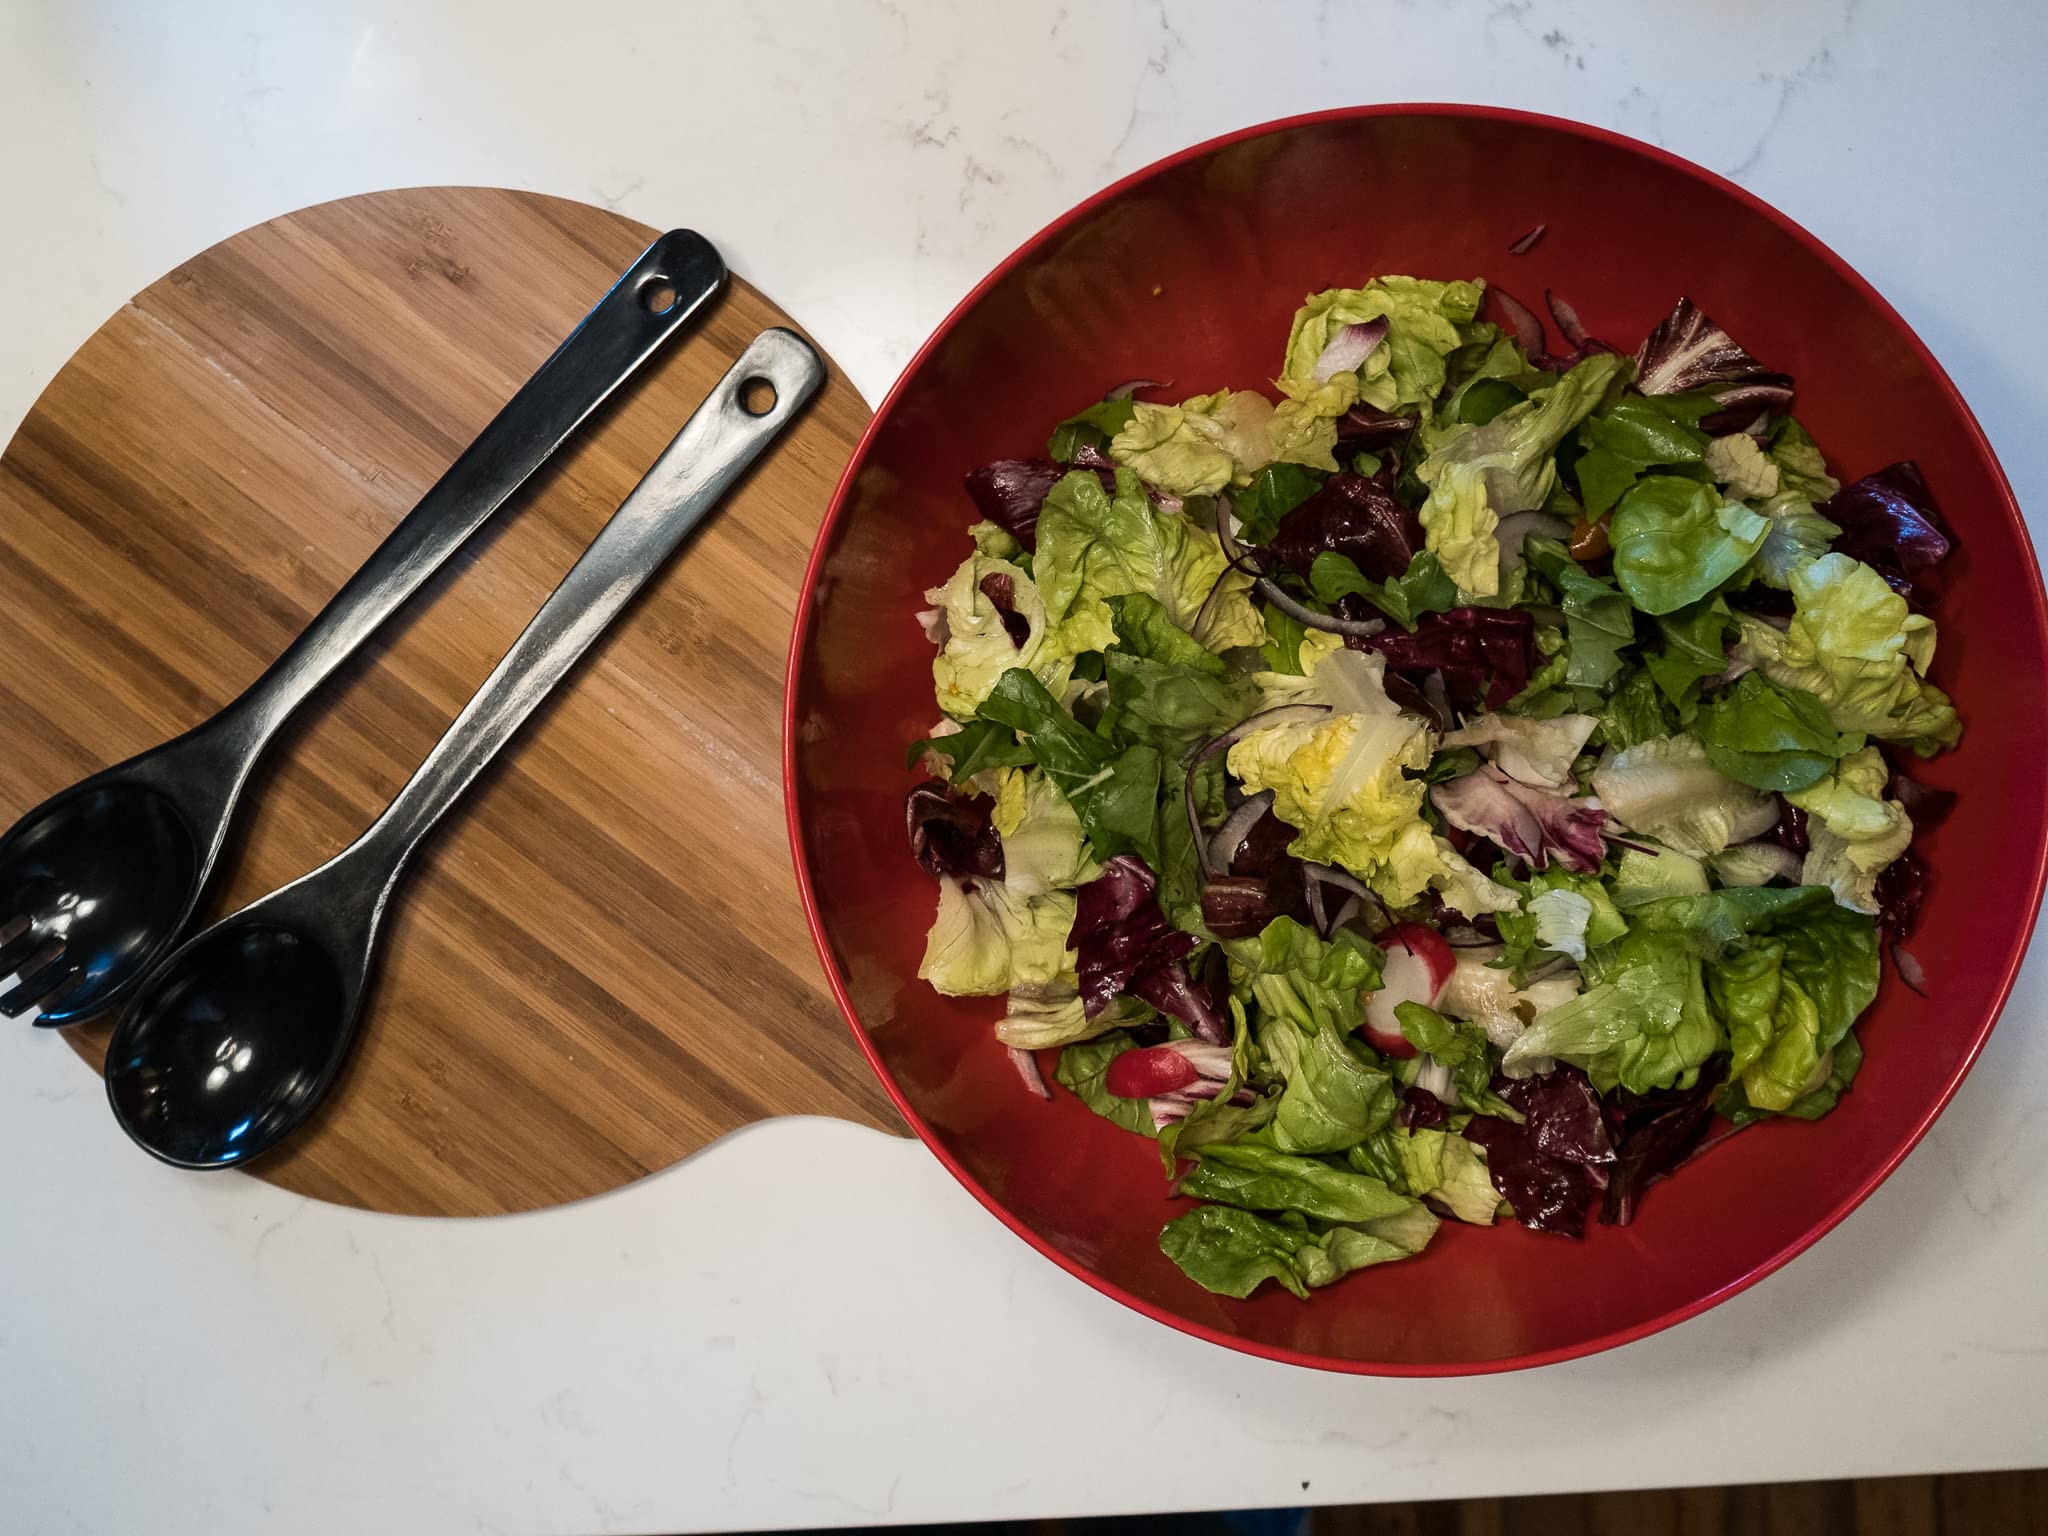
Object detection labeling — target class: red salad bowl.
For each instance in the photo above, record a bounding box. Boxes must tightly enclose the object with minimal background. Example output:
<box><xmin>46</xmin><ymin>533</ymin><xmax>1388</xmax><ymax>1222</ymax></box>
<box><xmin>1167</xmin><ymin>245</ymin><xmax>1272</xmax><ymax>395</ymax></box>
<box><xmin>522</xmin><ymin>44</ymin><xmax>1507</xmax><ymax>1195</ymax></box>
<box><xmin>784</xmin><ymin>105</ymin><xmax>2048</xmax><ymax>1373</ymax></box>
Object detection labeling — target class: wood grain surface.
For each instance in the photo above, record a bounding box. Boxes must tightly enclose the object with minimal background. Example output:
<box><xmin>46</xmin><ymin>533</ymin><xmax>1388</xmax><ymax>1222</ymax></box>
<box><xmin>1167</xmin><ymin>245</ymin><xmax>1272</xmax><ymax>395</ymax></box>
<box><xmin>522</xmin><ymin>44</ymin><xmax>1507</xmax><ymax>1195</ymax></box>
<box><xmin>0</xmin><ymin>186</ymin><xmax>904</xmax><ymax>1215</ymax></box>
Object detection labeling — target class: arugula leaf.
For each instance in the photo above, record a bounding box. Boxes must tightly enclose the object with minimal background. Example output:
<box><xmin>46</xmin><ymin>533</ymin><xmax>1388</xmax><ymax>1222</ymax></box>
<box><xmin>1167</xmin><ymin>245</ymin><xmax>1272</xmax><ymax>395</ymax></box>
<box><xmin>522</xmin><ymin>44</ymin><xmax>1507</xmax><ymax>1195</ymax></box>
<box><xmin>1258</xmin><ymin>601</ymin><xmax>1312</xmax><ymax>674</ymax></box>
<box><xmin>1643</xmin><ymin>595</ymin><xmax>1734</xmax><ymax>716</ymax></box>
<box><xmin>904</xmin><ymin>719</ymin><xmax>1037</xmax><ymax>783</ymax></box>
<box><xmin>1525</xmin><ymin>537</ymin><xmax>1634</xmax><ymax>687</ymax></box>
<box><xmin>1236</xmin><ymin>461</ymin><xmax>1325</xmax><ymax>543</ymax></box>
<box><xmin>1307</xmin><ymin>549</ymin><xmax>1458</xmax><ymax>630</ymax></box>
<box><xmin>1693</xmin><ymin>672</ymin><xmax>1853</xmax><ymax>791</ymax></box>
<box><xmin>1102</xmin><ymin>652</ymin><xmax>1257</xmax><ymax>754</ymax></box>
<box><xmin>978</xmin><ymin>668</ymin><xmax>1162</xmax><ymax>864</ymax></box>
<box><xmin>1048</xmin><ymin>397</ymin><xmax>1138</xmax><ymax>462</ymax></box>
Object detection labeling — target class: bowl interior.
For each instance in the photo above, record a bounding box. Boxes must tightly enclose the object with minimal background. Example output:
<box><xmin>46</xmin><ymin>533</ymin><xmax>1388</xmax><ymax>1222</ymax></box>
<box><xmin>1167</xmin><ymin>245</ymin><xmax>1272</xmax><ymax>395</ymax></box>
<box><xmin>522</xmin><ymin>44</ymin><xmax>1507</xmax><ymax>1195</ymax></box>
<box><xmin>788</xmin><ymin>109</ymin><xmax>2047</xmax><ymax>1371</ymax></box>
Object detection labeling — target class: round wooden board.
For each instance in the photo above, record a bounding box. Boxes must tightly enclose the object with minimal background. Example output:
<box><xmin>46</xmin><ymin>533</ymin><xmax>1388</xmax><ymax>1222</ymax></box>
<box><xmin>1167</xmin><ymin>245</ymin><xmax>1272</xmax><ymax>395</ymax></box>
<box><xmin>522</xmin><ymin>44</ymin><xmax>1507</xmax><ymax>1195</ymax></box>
<box><xmin>0</xmin><ymin>187</ymin><xmax>905</xmax><ymax>1216</ymax></box>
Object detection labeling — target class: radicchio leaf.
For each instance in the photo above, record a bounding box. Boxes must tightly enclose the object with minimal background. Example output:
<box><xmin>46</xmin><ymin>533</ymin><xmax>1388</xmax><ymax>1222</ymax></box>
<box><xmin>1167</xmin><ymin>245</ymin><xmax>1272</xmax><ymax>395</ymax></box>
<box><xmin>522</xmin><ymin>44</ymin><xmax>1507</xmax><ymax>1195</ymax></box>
<box><xmin>1771</xmin><ymin>801</ymin><xmax>1809</xmax><ymax>856</ymax></box>
<box><xmin>906</xmin><ymin>780</ymin><xmax>1004</xmax><ymax>883</ymax></box>
<box><xmin>977</xmin><ymin>570</ymin><xmax>1030</xmax><ymax>648</ymax></box>
<box><xmin>1490</xmin><ymin>287</ymin><xmax>1549</xmax><ymax>362</ymax></box>
<box><xmin>1334</xmin><ymin>403</ymin><xmax>1422</xmax><ymax>455</ymax></box>
<box><xmin>1875</xmin><ymin>847</ymin><xmax>1927</xmax><ymax>946</ymax></box>
<box><xmin>1599</xmin><ymin>1059</ymin><xmax>1728</xmax><ymax>1226</ymax></box>
<box><xmin>1495</xmin><ymin>1064</ymin><xmax>1615</xmax><ymax>1167</ymax></box>
<box><xmin>963</xmin><ymin>459</ymin><xmax>1114</xmax><ymax>551</ymax></box>
<box><xmin>1199</xmin><ymin>807</ymin><xmax>1313</xmax><ymax>939</ymax></box>
<box><xmin>1398</xmin><ymin>1085</ymin><xmax>1451</xmax><ymax>1129</ymax></box>
<box><xmin>1071</xmin><ymin>855</ymin><xmax>1227</xmax><ymax>1042</ymax></box>
<box><xmin>1634</xmin><ymin>296</ymin><xmax>1793</xmax><ymax>407</ymax></box>
<box><xmin>1357</xmin><ymin>606</ymin><xmax>1537</xmax><ymax>709</ymax></box>
<box><xmin>1821</xmin><ymin>462</ymin><xmax>1954</xmax><ymax>606</ymax></box>
<box><xmin>1430</xmin><ymin>765</ymin><xmax>1609</xmax><ymax>873</ymax></box>
<box><xmin>1262</xmin><ymin>470</ymin><xmax>1422</xmax><ymax>584</ymax></box>
<box><xmin>1887</xmin><ymin>768</ymin><xmax>1957</xmax><ymax>829</ymax></box>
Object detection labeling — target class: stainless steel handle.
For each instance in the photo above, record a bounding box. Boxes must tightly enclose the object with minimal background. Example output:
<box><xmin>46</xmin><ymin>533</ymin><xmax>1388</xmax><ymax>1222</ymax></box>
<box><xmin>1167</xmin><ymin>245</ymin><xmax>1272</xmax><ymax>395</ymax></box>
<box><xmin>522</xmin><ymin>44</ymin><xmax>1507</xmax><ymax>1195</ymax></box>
<box><xmin>357</xmin><ymin>328</ymin><xmax>822</xmax><ymax>871</ymax></box>
<box><xmin>224</xmin><ymin>229</ymin><xmax>727</xmax><ymax>743</ymax></box>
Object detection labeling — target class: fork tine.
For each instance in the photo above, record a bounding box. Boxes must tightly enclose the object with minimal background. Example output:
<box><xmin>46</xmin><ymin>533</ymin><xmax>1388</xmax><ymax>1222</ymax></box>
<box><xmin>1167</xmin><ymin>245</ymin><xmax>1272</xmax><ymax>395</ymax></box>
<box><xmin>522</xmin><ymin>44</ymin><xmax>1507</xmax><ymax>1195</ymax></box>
<box><xmin>29</xmin><ymin>969</ymin><xmax>93</xmax><ymax>1026</ymax></box>
<box><xmin>0</xmin><ymin>944</ymin><xmax>69</xmax><ymax>1018</ymax></box>
<box><xmin>0</xmin><ymin>919</ymin><xmax>39</xmax><ymax>978</ymax></box>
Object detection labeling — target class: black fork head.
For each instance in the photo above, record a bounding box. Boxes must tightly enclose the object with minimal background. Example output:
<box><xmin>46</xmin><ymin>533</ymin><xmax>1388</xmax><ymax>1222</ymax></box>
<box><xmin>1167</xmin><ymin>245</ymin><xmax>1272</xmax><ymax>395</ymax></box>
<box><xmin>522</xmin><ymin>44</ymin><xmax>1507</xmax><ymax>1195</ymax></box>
<box><xmin>0</xmin><ymin>781</ymin><xmax>202</xmax><ymax>1023</ymax></box>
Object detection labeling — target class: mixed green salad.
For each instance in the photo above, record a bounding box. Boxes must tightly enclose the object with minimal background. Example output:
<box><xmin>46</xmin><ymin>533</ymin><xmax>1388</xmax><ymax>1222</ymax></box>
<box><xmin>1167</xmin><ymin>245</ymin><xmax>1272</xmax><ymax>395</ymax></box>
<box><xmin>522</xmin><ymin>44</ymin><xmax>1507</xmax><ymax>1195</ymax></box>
<box><xmin>905</xmin><ymin>271</ymin><xmax>1960</xmax><ymax>1300</ymax></box>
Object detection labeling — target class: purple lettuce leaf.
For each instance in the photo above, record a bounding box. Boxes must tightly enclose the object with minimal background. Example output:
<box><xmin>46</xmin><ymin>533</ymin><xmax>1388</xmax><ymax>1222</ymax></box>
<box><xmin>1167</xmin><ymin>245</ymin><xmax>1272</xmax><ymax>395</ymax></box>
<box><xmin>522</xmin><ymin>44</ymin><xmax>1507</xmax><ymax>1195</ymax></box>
<box><xmin>1071</xmin><ymin>854</ymin><xmax>1227</xmax><ymax>1041</ymax></box>
<box><xmin>1887</xmin><ymin>767</ymin><xmax>1957</xmax><ymax>830</ymax></box>
<box><xmin>1262</xmin><ymin>470</ymin><xmax>1423</xmax><ymax>584</ymax></box>
<box><xmin>1397</xmin><ymin>1085</ymin><xmax>1451</xmax><ymax>1129</ymax></box>
<box><xmin>906</xmin><ymin>781</ymin><xmax>1004</xmax><ymax>883</ymax></box>
<box><xmin>1462</xmin><ymin>1115</ymin><xmax>1595</xmax><ymax>1237</ymax></box>
<box><xmin>1358</xmin><ymin>607</ymin><xmax>1538</xmax><ymax>709</ymax></box>
<box><xmin>1822</xmin><ymin>462</ymin><xmax>1953</xmax><ymax>605</ymax></box>
<box><xmin>1430</xmin><ymin>764</ymin><xmax>1609</xmax><ymax>873</ymax></box>
<box><xmin>1495</xmin><ymin>1063</ymin><xmax>1616</xmax><ymax>1167</ymax></box>
<box><xmin>963</xmin><ymin>459</ymin><xmax>1114</xmax><ymax>551</ymax></box>
<box><xmin>1634</xmin><ymin>296</ymin><xmax>1793</xmax><ymax>406</ymax></box>
<box><xmin>1875</xmin><ymin>847</ymin><xmax>1927</xmax><ymax>946</ymax></box>
<box><xmin>1334</xmin><ymin>403</ymin><xmax>1422</xmax><ymax>456</ymax></box>
<box><xmin>1599</xmin><ymin>1059</ymin><xmax>1728</xmax><ymax>1226</ymax></box>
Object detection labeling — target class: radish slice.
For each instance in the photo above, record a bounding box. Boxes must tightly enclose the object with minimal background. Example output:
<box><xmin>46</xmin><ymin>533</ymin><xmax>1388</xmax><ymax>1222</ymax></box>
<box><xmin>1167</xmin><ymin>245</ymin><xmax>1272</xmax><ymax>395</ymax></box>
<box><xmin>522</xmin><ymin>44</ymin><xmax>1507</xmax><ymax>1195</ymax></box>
<box><xmin>1104</xmin><ymin>1044</ymin><xmax>1201</xmax><ymax>1099</ymax></box>
<box><xmin>1361</xmin><ymin>922</ymin><xmax>1455</xmax><ymax>1057</ymax></box>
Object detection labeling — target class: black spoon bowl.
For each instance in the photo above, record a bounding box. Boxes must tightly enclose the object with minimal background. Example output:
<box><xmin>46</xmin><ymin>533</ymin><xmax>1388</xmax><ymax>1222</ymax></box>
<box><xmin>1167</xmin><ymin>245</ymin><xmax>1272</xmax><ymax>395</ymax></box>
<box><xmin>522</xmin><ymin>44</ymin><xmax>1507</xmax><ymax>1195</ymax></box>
<box><xmin>0</xmin><ymin>228</ymin><xmax>724</xmax><ymax>1025</ymax></box>
<box><xmin>107</xmin><ymin>329</ymin><xmax>823</xmax><ymax>1169</ymax></box>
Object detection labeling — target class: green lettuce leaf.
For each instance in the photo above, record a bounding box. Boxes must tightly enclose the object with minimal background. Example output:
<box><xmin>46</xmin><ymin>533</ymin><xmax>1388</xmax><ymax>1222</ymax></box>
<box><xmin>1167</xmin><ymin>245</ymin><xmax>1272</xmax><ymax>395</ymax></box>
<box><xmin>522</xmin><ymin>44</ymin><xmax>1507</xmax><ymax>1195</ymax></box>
<box><xmin>1234</xmin><ymin>461</ymin><xmax>1323</xmax><ymax>543</ymax></box>
<box><xmin>1280</xmin><ymin>276</ymin><xmax>1485</xmax><ymax>411</ymax></box>
<box><xmin>995</xmin><ymin>981</ymin><xmax>1137</xmax><ymax>1050</ymax></box>
<box><xmin>1102</xmin><ymin>651</ymin><xmax>1257</xmax><ymax>754</ymax></box>
<box><xmin>1394</xmin><ymin>1127</ymin><xmax>1501</xmax><ymax>1225</ymax></box>
<box><xmin>1784</xmin><ymin>745</ymin><xmax>1913</xmax><ymax>912</ymax></box>
<box><xmin>1502</xmin><ymin>927</ymin><xmax>1722</xmax><ymax>1094</ymax></box>
<box><xmin>1416</xmin><ymin>353</ymin><xmax>1628</xmax><ymax>597</ymax></box>
<box><xmin>1178</xmin><ymin>1144</ymin><xmax>1413</xmax><ymax>1224</ymax></box>
<box><xmin>1693</xmin><ymin>672</ymin><xmax>1854</xmax><ymax>792</ymax></box>
<box><xmin>1733</xmin><ymin>552</ymin><xmax>1960</xmax><ymax>754</ymax></box>
<box><xmin>924</xmin><ymin>552</ymin><xmax>1080</xmax><ymax>719</ymax></box>
<box><xmin>1158</xmin><ymin>1201</ymin><xmax>1435</xmax><ymax>1299</ymax></box>
<box><xmin>1766</xmin><ymin>417</ymin><xmax>1841</xmax><ymax>502</ymax></box>
<box><xmin>1035</xmin><ymin>467</ymin><xmax>1262</xmax><ymax>653</ymax></box>
<box><xmin>1704</xmin><ymin>433</ymin><xmax>1781</xmax><ymax>499</ymax></box>
<box><xmin>1494</xmin><ymin>865</ymin><xmax>1628</xmax><ymax>965</ymax></box>
<box><xmin>989</xmin><ymin>767</ymin><xmax>1099</xmax><ymax>895</ymax></box>
<box><xmin>1590</xmin><ymin>734</ymin><xmax>1777</xmax><ymax>856</ymax></box>
<box><xmin>906</xmin><ymin>718</ymin><xmax>1036</xmax><ymax>784</ymax></box>
<box><xmin>1258</xmin><ymin>601</ymin><xmax>1312</xmax><ymax>675</ymax></box>
<box><xmin>1750</xmin><ymin>490</ymin><xmax>1841</xmax><ymax>589</ymax></box>
<box><xmin>1611</xmin><ymin>476</ymin><xmax>1770</xmax><ymax>616</ymax></box>
<box><xmin>1105</xmin><ymin>591</ymin><xmax>1226</xmax><ymax>674</ymax></box>
<box><xmin>979</xmin><ymin>668</ymin><xmax>1162</xmax><ymax>865</ymax></box>
<box><xmin>1111</xmin><ymin>387</ymin><xmax>1345</xmax><ymax>495</ymax></box>
<box><xmin>1268</xmin><ymin>1023</ymin><xmax>1398</xmax><ymax>1155</ymax></box>
<box><xmin>917</xmin><ymin>878</ymin><xmax>1075</xmax><ymax>998</ymax></box>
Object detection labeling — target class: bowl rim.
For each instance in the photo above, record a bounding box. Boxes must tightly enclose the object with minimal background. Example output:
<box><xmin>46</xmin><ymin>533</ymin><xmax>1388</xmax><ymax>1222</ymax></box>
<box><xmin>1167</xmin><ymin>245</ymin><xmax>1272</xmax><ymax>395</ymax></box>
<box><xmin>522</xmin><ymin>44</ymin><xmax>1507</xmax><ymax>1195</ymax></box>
<box><xmin>782</xmin><ymin>101</ymin><xmax>2048</xmax><ymax>1376</ymax></box>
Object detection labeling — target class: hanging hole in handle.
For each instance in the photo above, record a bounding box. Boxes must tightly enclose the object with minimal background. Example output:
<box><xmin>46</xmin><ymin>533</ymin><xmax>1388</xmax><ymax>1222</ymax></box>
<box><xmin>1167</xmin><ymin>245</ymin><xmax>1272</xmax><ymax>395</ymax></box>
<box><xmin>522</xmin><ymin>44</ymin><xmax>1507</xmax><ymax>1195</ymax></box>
<box><xmin>639</xmin><ymin>278</ymin><xmax>680</xmax><ymax>315</ymax></box>
<box><xmin>739</xmin><ymin>377</ymin><xmax>778</xmax><ymax>416</ymax></box>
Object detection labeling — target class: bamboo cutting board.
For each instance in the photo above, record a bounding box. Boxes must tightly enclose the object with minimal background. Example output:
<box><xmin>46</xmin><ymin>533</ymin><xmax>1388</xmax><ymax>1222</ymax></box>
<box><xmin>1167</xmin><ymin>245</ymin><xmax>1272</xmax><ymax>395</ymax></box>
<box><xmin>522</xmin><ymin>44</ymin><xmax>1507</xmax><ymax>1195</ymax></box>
<box><xmin>0</xmin><ymin>187</ymin><xmax>905</xmax><ymax>1215</ymax></box>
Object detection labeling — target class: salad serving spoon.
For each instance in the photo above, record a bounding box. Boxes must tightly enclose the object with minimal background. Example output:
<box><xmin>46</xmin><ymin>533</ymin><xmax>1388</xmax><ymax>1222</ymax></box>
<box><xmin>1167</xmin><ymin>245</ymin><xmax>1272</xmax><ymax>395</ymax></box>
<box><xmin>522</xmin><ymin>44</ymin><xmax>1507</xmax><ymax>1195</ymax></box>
<box><xmin>104</xmin><ymin>328</ymin><xmax>822</xmax><ymax>1169</ymax></box>
<box><xmin>0</xmin><ymin>229</ymin><xmax>725</xmax><ymax>1026</ymax></box>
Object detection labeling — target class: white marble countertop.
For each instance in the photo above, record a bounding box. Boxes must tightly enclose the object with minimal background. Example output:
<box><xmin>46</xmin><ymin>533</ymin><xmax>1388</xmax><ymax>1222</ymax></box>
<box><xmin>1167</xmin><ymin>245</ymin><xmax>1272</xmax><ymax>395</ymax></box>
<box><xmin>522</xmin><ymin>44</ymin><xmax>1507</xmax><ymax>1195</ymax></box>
<box><xmin>4</xmin><ymin>2</ymin><xmax>2047</xmax><ymax>1532</ymax></box>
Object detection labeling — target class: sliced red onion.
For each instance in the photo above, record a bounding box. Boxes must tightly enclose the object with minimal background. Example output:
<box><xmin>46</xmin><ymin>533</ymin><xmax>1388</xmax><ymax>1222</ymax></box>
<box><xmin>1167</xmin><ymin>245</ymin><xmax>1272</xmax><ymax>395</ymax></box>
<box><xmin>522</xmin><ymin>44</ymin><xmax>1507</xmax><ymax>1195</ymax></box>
<box><xmin>1508</xmin><ymin>224</ymin><xmax>1547</xmax><ymax>256</ymax></box>
<box><xmin>1414</xmin><ymin>1055</ymin><xmax>1458</xmax><ymax>1104</ymax></box>
<box><xmin>1602</xmin><ymin>833</ymin><xmax>1661</xmax><ymax>856</ymax></box>
<box><xmin>1545</xmin><ymin>289</ymin><xmax>1591</xmax><ymax>349</ymax></box>
<box><xmin>916</xmin><ymin>606</ymin><xmax>948</xmax><ymax>646</ymax></box>
<box><xmin>1325</xmin><ymin>894</ymin><xmax>1362</xmax><ymax>934</ymax></box>
<box><xmin>1491</xmin><ymin>287</ymin><xmax>1548</xmax><ymax>360</ymax></box>
<box><xmin>1107</xmin><ymin>378</ymin><xmax>1167</xmax><ymax>400</ymax></box>
<box><xmin>1305</xmin><ymin>875</ymin><xmax>1328</xmax><ymax>936</ymax></box>
<box><xmin>1892</xmin><ymin>944</ymin><xmax>1928</xmax><ymax>996</ymax></box>
<box><xmin>1214</xmin><ymin>497</ymin><xmax>1267</xmax><ymax>578</ymax></box>
<box><xmin>1310</xmin><ymin>317</ymin><xmax>1390</xmax><ymax>385</ymax></box>
<box><xmin>1303</xmin><ymin>862</ymin><xmax>1374</xmax><ymax>903</ymax></box>
<box><xmin>1494</xmin><ymin>510</ymin><xmax>1575</xmax><ymax>580</ymax></box>
<box><xmin>1208</xmin><ymin>789</ymin><xmax>1275</xmax><ymax>873</ymax></box>
<box><xmin>1256</xmin><ymin>576</ymin><xmax>1386</xmax><ymax>638</ymax></box>
<box><xmin>1006</xmin><ymin>1045</ymin><xmax>1051</xmax><ymax>1100</ymax></box>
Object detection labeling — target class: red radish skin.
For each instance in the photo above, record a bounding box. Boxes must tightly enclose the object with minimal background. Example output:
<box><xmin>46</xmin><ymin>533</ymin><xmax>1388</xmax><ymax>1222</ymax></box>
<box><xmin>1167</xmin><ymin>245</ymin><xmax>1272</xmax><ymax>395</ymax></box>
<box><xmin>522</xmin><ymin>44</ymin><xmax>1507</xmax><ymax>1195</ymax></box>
<box><xmin>1105</xmin><ymin>1046</ymin><xmax>1201</xmax><ymax>1099</ymax></box>
<box><xmin>1361</xmin><ymin>924</ymin><xmax>1456</xmax><ymax>1057</ymax></box>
